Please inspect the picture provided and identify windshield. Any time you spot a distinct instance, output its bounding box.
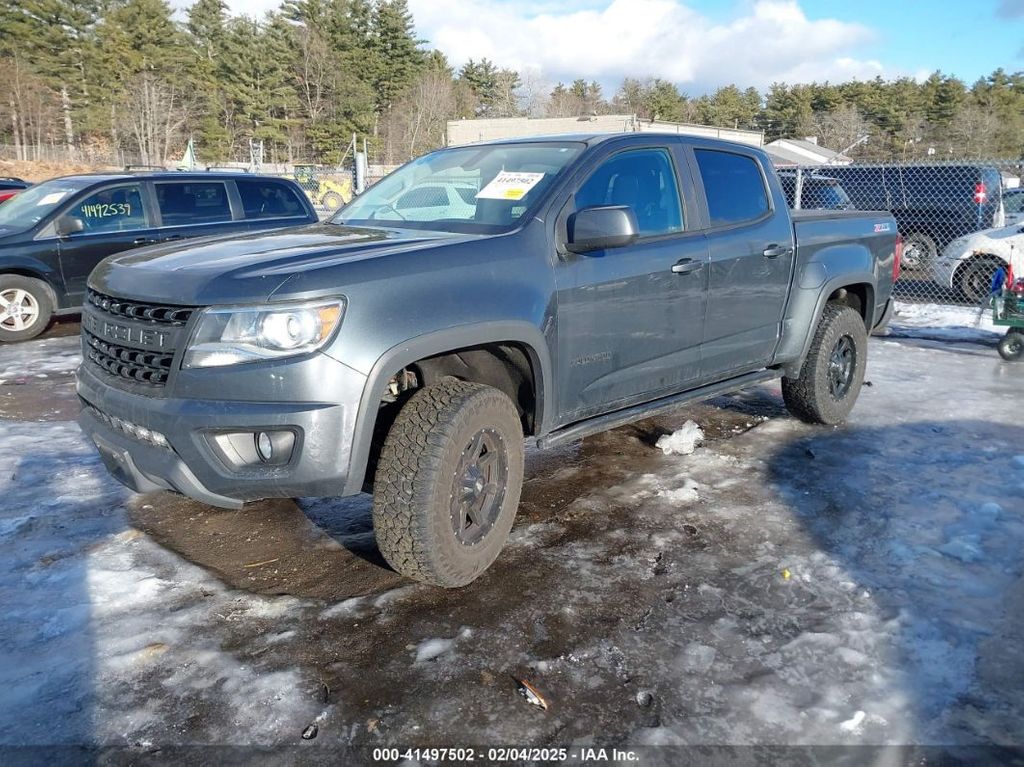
[0,178,93,231]
[334,142,583,233]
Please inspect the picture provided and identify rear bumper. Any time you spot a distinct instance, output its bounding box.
[77,356,367,508]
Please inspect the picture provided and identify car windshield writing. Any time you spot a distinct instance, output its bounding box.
[0,179,93,231]
[334,143,582,233]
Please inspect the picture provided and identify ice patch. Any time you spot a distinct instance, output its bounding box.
[413,626,468,659]
[1013,455,1024,469]
[655,421,704,456]
[658,479,700,505]
[839,710,865,733]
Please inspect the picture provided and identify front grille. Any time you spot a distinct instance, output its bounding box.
[83,331,175,384]
[86,289,194,325]
[83,289,197,388]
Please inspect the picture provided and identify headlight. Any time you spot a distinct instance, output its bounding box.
[183,299,344,368]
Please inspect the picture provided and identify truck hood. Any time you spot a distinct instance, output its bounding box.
[89,223,477,306]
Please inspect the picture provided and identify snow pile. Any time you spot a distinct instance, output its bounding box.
[655,421,704,455]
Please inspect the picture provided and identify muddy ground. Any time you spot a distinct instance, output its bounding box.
[1,321,1022,762]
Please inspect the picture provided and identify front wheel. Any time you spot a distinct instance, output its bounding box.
[0,275,53,342]
[321,191,344,211]
[783,304,868,425]
[998,331,1024,362]
[372,378,525,587]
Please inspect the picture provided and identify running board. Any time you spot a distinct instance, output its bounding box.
[537,369,779,450]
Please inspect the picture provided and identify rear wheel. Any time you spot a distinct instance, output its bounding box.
[958,257,1003,304]
[783,304,868,425]
[900,232,937,272]
[372,378,524,587]
[998,331,1024,362]
[0,275,53,342]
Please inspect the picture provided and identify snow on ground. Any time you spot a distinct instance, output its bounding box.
[1,332,1022,751]
[887,300,1002,344]
[0,334,81,381]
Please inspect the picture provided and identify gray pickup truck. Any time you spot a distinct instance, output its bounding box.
[78,134,899,587]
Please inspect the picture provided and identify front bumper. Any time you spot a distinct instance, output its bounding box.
[77,355,367,509]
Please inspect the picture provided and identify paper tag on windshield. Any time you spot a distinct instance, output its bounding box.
[37,192,68,206]
[476,171,545,201]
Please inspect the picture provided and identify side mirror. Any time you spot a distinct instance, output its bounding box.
[566,205,639,254]
[56,216,85,237]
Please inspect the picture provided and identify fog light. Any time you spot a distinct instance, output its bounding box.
[255,432,274,462]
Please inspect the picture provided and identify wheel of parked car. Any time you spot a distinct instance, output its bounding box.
[958,257,1002,304]
[0,274,53,343]
[900,232,937,272]
[998,331,1024,362]
[372,377,525,587]
[322,191,344,211]
[782,304,868,425]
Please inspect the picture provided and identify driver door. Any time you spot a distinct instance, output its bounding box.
[553,144,709,423]
[55,182,157,301]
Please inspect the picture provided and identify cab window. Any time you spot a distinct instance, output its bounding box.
[157,181,232,225]
[694,149,770,226]
[236,179,306,219]
[574,148,684,237]
[73,184,148,233]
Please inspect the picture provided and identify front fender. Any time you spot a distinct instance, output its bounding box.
[0,254,65,307]
[338,321,554,496]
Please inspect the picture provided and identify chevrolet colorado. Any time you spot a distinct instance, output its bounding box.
[78,134,899,586]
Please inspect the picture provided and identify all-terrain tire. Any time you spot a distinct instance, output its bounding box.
[998,331,1024,362]
[782,304,868,425]
[372,378,525,587]
[0,274,53,343]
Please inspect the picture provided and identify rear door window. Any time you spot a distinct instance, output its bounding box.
[574,148,684,237]
[237,179,307,219]
[156,181,232,225]
[72,184,148,233]
[694,149,769,226]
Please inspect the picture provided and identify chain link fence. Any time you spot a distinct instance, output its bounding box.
[785,160,1024,315]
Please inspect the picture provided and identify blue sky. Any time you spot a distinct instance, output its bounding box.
[210,0,1024,93]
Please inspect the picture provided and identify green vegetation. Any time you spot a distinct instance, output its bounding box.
[0,0,1021,165]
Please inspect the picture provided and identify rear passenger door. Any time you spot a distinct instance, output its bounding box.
[236,178,316,231]
[152,180,239,241]
[691,147,794,378]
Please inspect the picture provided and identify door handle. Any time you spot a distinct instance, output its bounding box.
[671,258,704,275]
[132,237,155,245]
[762,244,793,259]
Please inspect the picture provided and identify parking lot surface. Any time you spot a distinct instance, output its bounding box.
[1,321,1021,754]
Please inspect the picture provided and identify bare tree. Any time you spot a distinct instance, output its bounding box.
[947,103,999,158]
[382,68,456,163]
[117,73,190,166]
[811,104,871,156]
[516,67,550,117]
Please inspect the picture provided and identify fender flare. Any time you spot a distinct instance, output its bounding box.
[342,321,554,496]
[781,271,877,378]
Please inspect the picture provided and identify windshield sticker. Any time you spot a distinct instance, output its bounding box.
[37,192,69,206]
[476,171,545,201]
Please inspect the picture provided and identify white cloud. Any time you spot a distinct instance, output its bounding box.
[409,0,886,93]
